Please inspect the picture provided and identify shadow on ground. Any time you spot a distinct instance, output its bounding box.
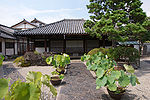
[57,63,109,100]
[133,60,150,77]
[2,62,25,84]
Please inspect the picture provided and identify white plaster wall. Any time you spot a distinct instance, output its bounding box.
[25,24,36,28]
[6,49,14,55]
[32,23,40,26]
[35,47,49,53]
[14,24,36,29]
[66,40,83,47]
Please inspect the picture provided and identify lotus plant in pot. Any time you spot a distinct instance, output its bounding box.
[50,71,64,86]
[46,53,70,74]
[81,52,140,100]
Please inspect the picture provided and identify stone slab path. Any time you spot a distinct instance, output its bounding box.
[57,62,109,100]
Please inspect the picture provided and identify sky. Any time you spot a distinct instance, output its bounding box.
[0,0,149,27]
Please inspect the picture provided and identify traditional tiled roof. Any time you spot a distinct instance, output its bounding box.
[0,24,16,39]
[15,19,86,35]
[11,19,38,29]
[31,18,46,25]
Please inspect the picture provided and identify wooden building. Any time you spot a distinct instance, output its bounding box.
[11,18,46,30]
[0,24,18,56]
[14,19,112,56]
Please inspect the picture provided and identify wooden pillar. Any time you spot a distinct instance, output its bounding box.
[44,38,47,52]
[27,38,30,51]
[17,40,19,55]
[63,35,66,53]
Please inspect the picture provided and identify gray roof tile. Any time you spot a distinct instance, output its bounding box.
[15,19,86,35]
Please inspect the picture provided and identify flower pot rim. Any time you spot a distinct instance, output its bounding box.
[107,87,126,94]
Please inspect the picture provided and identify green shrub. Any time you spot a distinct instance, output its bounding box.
[88,48,109,55]
[0,55,4,66]
[34,51,40,55]
[13,56,25,65]
[108,46,140,62]
[87,47,139,63]
[20,62,31,67]
[13,56,31,67]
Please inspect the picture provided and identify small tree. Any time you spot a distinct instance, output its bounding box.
[84,0,148,47]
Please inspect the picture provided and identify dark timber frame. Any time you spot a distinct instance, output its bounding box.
[23,34,112,56]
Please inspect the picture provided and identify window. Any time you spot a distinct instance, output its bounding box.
[35,41,44,47]
[5,42,14,48]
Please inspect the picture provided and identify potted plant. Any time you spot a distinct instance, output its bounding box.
[46,53,70,74]
[81,52,140,100]
[50,71,64,86]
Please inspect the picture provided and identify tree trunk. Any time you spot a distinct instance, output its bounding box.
[102,35,105,48]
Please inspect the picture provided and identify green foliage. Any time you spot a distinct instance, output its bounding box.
[124,64,135,73]
[46,53,70,68]
[0,55,4,66]
[13,56,25,65]
[108,46,140,62]
[88,48,109,56]
[51,71,64,80]
[0,78,9,99]
[13,56,31,67]
[34,51,40,55]
[11,82,40,100]
[20,62,31,67]
[84,0,149,43]
[0,71,57,100]
[81,52,140,92]
[26,71,42,86]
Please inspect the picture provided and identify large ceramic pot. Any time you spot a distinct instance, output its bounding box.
[114,66,125,71]
[50,76,62,86]
[107,88,125,100]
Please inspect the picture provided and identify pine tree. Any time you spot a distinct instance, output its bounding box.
[84,0,148,47]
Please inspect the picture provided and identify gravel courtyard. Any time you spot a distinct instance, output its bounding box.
[0,57,150,100]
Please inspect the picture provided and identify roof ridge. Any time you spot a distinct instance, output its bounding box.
[16,19,66,33]
[63,18,85,21]
[31,18,46,24]
[11,19,38,28]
